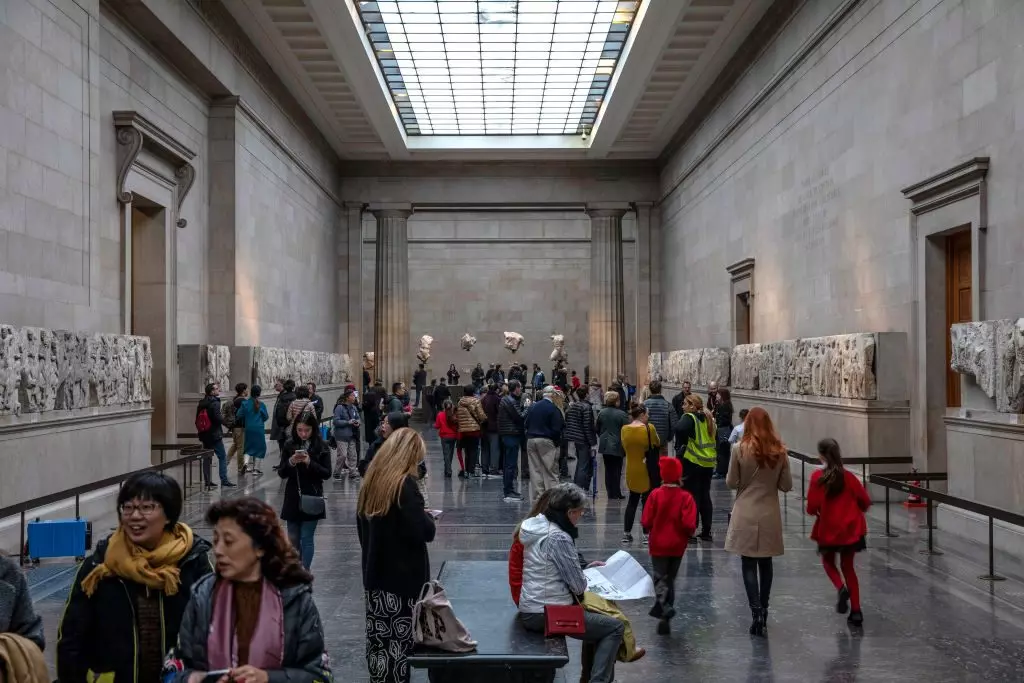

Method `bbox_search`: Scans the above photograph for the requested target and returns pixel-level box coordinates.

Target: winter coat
[807,469,871,548]
[497,394,527,436]
[564,400,596,447]
[508,536,524,607]
[725,444,793,557]
[524,398,564,442]
[287,398,313,424]
[165,575,331,683]
[309,394,325,422]
[434,384,452,408]
[196,396,224,446]
[643,395,676,450]
[516,515,587,615]
[435,411,459,440]
[358,476,435,599]
[596,407,629,457]
[456,396,487,434]
[446,369,460,385]
[386,394,405,414]
[0,554,43,651]
[481,392,501,433]
[237,398,269,459]
[622,423,659,493]
[641,485,697,557]
[56,535,212,683]
[333,403,359,443]
[278,438,332,522]
[271,391,296,440]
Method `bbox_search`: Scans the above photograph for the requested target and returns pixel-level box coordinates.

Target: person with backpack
[287,386,313,424]
[272,379,297,456]
[223,382,248,476]
[196,383,235,489]
[806,438,871,627]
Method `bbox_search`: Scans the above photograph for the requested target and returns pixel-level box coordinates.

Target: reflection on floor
[30,425,1024,681]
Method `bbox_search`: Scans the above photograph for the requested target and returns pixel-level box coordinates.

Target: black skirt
[817,536,867,554]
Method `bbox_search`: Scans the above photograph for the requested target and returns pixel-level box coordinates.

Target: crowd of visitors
[0,363,875,683]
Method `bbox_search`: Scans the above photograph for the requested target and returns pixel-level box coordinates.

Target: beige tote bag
[412,580,478,653]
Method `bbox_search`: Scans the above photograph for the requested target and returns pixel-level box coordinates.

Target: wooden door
[945,232,972,407]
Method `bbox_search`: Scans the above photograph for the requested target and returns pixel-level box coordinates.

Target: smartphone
[203,670,231,683]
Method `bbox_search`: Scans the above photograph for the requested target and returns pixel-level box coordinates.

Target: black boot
[749,608,763,636]
[836,586,850,614]
[759,607,769,635]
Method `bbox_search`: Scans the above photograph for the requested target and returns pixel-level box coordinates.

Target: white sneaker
[504,494,524,503]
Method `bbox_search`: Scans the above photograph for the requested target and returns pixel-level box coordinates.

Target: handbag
[412,580,478,652]
[544,602,586,637]
[292,456,326,517]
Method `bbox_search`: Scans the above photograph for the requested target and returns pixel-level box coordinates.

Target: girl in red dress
[806,438,871,626]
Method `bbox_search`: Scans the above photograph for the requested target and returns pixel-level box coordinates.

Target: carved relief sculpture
[0,325,21,416]
[951,318,1024,412]
[201,345,231,391]
[647,352,664,383]
[504,331,525,354]
[549,334,567,364]
[252,347,352,389]
[417,335,434,365]
[730,344,761,390]
[460,333,477,352]
[363,352,375,372]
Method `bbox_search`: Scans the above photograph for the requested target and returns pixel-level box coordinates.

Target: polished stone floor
[29,425,1024,681]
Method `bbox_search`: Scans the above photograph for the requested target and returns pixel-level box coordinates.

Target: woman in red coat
[806,438,871,626]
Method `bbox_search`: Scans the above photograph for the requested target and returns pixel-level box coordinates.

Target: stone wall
[950,318,1024,413]
[0,324,151,417]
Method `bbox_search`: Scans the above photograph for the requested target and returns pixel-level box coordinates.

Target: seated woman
[164,497,331,683]
[57,472,212,683]
[516,483,627,683]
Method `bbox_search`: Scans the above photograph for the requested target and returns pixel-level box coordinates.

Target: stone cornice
[0,406,152,438]
[901,157,989,216]
[726,257,756,280]
[113,111,197,228]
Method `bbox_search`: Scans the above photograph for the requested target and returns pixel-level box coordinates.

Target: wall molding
[0,406,152,439]
[901,157,989,217]
[665,385,909,417]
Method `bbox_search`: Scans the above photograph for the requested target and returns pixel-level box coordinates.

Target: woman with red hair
[724,407,792,636]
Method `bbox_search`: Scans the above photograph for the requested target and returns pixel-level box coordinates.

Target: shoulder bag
[544,596,585,637]
[292,451,326,517]
[413,580,478,652]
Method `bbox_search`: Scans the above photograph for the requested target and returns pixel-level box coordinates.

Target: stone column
[340,202,365,377]
[633,201,655,385]
[587,204,630,388]
[371,204,413,388]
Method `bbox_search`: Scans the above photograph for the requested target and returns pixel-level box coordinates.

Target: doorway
[735,292,751,345]
[130,204,173,442]
[945,231,971,407]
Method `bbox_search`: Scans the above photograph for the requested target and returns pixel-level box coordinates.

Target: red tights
[822,551,860,611]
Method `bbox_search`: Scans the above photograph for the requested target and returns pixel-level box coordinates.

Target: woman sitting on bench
[514,483,628,683]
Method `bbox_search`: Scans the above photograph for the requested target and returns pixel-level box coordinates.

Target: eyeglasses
[119,502,162,517]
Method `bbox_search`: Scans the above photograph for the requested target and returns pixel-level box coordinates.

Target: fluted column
[588,204,629,388]
[371,204,413,388]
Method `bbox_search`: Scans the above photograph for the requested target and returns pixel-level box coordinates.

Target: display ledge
[660,385,910,416]
[0,405,152,436]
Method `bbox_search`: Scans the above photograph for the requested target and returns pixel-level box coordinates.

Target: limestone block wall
[361,210,637,382]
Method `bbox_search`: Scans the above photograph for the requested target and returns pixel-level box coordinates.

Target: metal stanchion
[18,511,26,566]
[881,487,898,538]
[979,517,1006,582]
[799,458,806,500]
[919,493,943,556]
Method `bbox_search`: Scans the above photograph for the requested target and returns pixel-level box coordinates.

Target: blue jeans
[483,432,500,473]
[203,440,230,484]
[286,519,319,570]
[501,436,521,496]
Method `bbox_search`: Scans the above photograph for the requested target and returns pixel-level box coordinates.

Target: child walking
[642,457,697,635]
[806,438,871,626]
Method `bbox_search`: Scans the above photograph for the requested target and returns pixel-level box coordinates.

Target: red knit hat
[659,456,683,484]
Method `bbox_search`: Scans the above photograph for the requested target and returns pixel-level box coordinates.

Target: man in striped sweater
[644,380,677,463]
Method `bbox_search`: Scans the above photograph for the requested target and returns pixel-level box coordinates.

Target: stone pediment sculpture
[504,331,525,354]
[0,325,152,417]
[461,333,477,352]
[549,334,567,363]
[951,318,1024,412]
[363,351,375,372]
[417,335,434,364]
[252,347,352,389]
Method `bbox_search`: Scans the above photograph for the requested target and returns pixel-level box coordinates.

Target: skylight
[356,1,640,136]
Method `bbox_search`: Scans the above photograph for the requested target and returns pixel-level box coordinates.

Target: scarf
[207,579,285,670]
[544,510,579,540]
[81,523,193,597]
[0,633,48,683]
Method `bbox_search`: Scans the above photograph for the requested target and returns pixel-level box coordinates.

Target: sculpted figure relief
[252,346,352,388]
[549,334,567,364]
[460,333,477,352]
[417,335,434,364]
[951,318,1024,412]
[363,351,375,371]
[0,325,22,416]
[504,331,525,354]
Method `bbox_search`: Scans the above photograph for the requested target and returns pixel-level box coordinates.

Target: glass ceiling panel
[356,0,640,136]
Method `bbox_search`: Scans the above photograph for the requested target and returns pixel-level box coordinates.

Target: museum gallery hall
[1,0,1024,681]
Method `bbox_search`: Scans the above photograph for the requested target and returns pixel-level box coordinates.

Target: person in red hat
[641,456,697,635]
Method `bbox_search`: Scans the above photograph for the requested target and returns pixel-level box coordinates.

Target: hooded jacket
[516,515,587,615]
[57,534,213,683]
[164,574,332,683]
[0,555,43,651]
[456,396,487,435]
[564,400,596,447]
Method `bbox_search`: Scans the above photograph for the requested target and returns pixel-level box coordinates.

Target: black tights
[624,490,650,534]
[741,556,774,610]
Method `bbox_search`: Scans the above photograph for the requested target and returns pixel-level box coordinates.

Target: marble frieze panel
[252,347,353,388]
[951,318,1024,412]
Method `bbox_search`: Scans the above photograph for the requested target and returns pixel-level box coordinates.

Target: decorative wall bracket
[113,111,197,228]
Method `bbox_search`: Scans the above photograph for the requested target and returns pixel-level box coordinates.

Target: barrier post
[75,494,80,519]
[919,492,943,555]
[800,458,806,500]
[862,463,867,487]
[881,487,897,538]
[979,516,1006,582]
[18,511,25,566]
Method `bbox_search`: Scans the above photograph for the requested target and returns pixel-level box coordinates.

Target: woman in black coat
[278,411,332,570]
[713,388,734,479]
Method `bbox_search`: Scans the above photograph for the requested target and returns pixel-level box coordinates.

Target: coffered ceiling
[220,0,773,160]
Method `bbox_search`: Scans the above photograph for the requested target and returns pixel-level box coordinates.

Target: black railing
[0,447,211,566]
[869,473,1023,582]
[787,449,913,496]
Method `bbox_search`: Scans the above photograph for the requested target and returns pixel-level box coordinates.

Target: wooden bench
[408,560,569,683]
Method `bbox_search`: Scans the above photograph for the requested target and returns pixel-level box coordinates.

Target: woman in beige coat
[725,407,792,636]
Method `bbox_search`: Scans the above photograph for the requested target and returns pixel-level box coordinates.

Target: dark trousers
[650,556,682,619]
[741,556,774,610]
[602,454,624,498]
[520,435,529,480]
[558,438,570,478]
[441,438,457,476]
[572,442,594,492]
[624,489,649,534]
[501,435,521,496]
[460,434,481,473]
[715,427,732,476]
[683,460,714,536]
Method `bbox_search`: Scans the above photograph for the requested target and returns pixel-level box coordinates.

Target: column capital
[369,202,413,219]
[586,202,630,219]
[343,201,367,212]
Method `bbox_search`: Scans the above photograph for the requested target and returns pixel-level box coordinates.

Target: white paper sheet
[583,550,654,600]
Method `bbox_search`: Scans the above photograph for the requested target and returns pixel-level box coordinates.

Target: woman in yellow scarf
[57,472,212,683]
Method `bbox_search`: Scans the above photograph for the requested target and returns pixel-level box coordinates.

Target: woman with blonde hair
[725,407,792,636]
[674,393,717,542]
[357,428,436,683]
